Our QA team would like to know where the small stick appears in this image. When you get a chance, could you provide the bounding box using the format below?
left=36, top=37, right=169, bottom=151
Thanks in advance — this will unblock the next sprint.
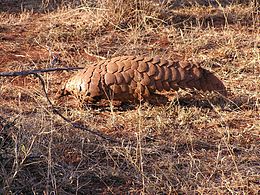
left=0, top=67, right=84, bottom=77
left=33, top=73, right=119, bottom=143
left=0, top=67, right=119, bottom=143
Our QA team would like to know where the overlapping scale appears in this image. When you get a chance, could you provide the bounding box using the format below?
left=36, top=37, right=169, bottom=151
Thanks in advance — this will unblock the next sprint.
left=62, top=55, right=227, bottom=102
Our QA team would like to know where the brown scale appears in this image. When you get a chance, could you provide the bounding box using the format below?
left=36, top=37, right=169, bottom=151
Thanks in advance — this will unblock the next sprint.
left=60, top=55, right=227, bottom=103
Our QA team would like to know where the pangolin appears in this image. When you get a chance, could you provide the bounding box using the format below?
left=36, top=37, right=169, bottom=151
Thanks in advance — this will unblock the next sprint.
left=60, top=56, right=227, bottom=103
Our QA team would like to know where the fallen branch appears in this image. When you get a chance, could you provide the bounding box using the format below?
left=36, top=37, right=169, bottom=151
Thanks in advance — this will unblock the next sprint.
left=33, top=73, right=119, bottom=143
left=0, top=67, right=118, bottom=143
left=0, top=67, right=84, bottom=77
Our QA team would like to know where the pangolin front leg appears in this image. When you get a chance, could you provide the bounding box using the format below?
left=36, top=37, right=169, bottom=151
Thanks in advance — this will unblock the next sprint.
left=60, top=56, right=227, bottom=103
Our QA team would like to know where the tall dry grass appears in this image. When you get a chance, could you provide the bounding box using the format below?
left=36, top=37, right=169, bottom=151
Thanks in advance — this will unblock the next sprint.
left=0, top=0, right=259, bottom=194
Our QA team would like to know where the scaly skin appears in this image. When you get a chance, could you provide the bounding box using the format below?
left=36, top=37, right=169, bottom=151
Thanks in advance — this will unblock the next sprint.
left=60, top=56, right=227, bottom=102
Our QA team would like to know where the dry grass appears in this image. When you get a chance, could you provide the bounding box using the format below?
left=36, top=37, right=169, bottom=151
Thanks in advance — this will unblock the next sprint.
left=0, top=0, right=259, bottom=194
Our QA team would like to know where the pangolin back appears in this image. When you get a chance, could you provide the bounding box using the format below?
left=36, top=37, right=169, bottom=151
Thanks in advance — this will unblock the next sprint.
left=61, top=56, right=227, bottom=102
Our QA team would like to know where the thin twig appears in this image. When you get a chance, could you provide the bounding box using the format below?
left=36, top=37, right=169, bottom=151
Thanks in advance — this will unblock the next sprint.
left=33, top=73, right=118, bottom=143
left=0, top=67, right=84, bottom=77
left=0, top=67, right=121, bottom=143
left=0, top=115, right=19, bottom=132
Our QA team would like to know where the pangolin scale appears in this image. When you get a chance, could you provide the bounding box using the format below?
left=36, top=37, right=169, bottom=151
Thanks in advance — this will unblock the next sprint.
left=60, top=56, right=227, bottom=102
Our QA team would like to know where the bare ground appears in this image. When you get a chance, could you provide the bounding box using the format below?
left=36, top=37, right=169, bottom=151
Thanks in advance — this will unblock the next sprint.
left=0, top=0, right=259, bottom=194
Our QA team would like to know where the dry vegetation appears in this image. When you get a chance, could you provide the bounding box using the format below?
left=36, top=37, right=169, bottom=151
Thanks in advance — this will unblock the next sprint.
left=0, top=0, right=259, bottom=194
